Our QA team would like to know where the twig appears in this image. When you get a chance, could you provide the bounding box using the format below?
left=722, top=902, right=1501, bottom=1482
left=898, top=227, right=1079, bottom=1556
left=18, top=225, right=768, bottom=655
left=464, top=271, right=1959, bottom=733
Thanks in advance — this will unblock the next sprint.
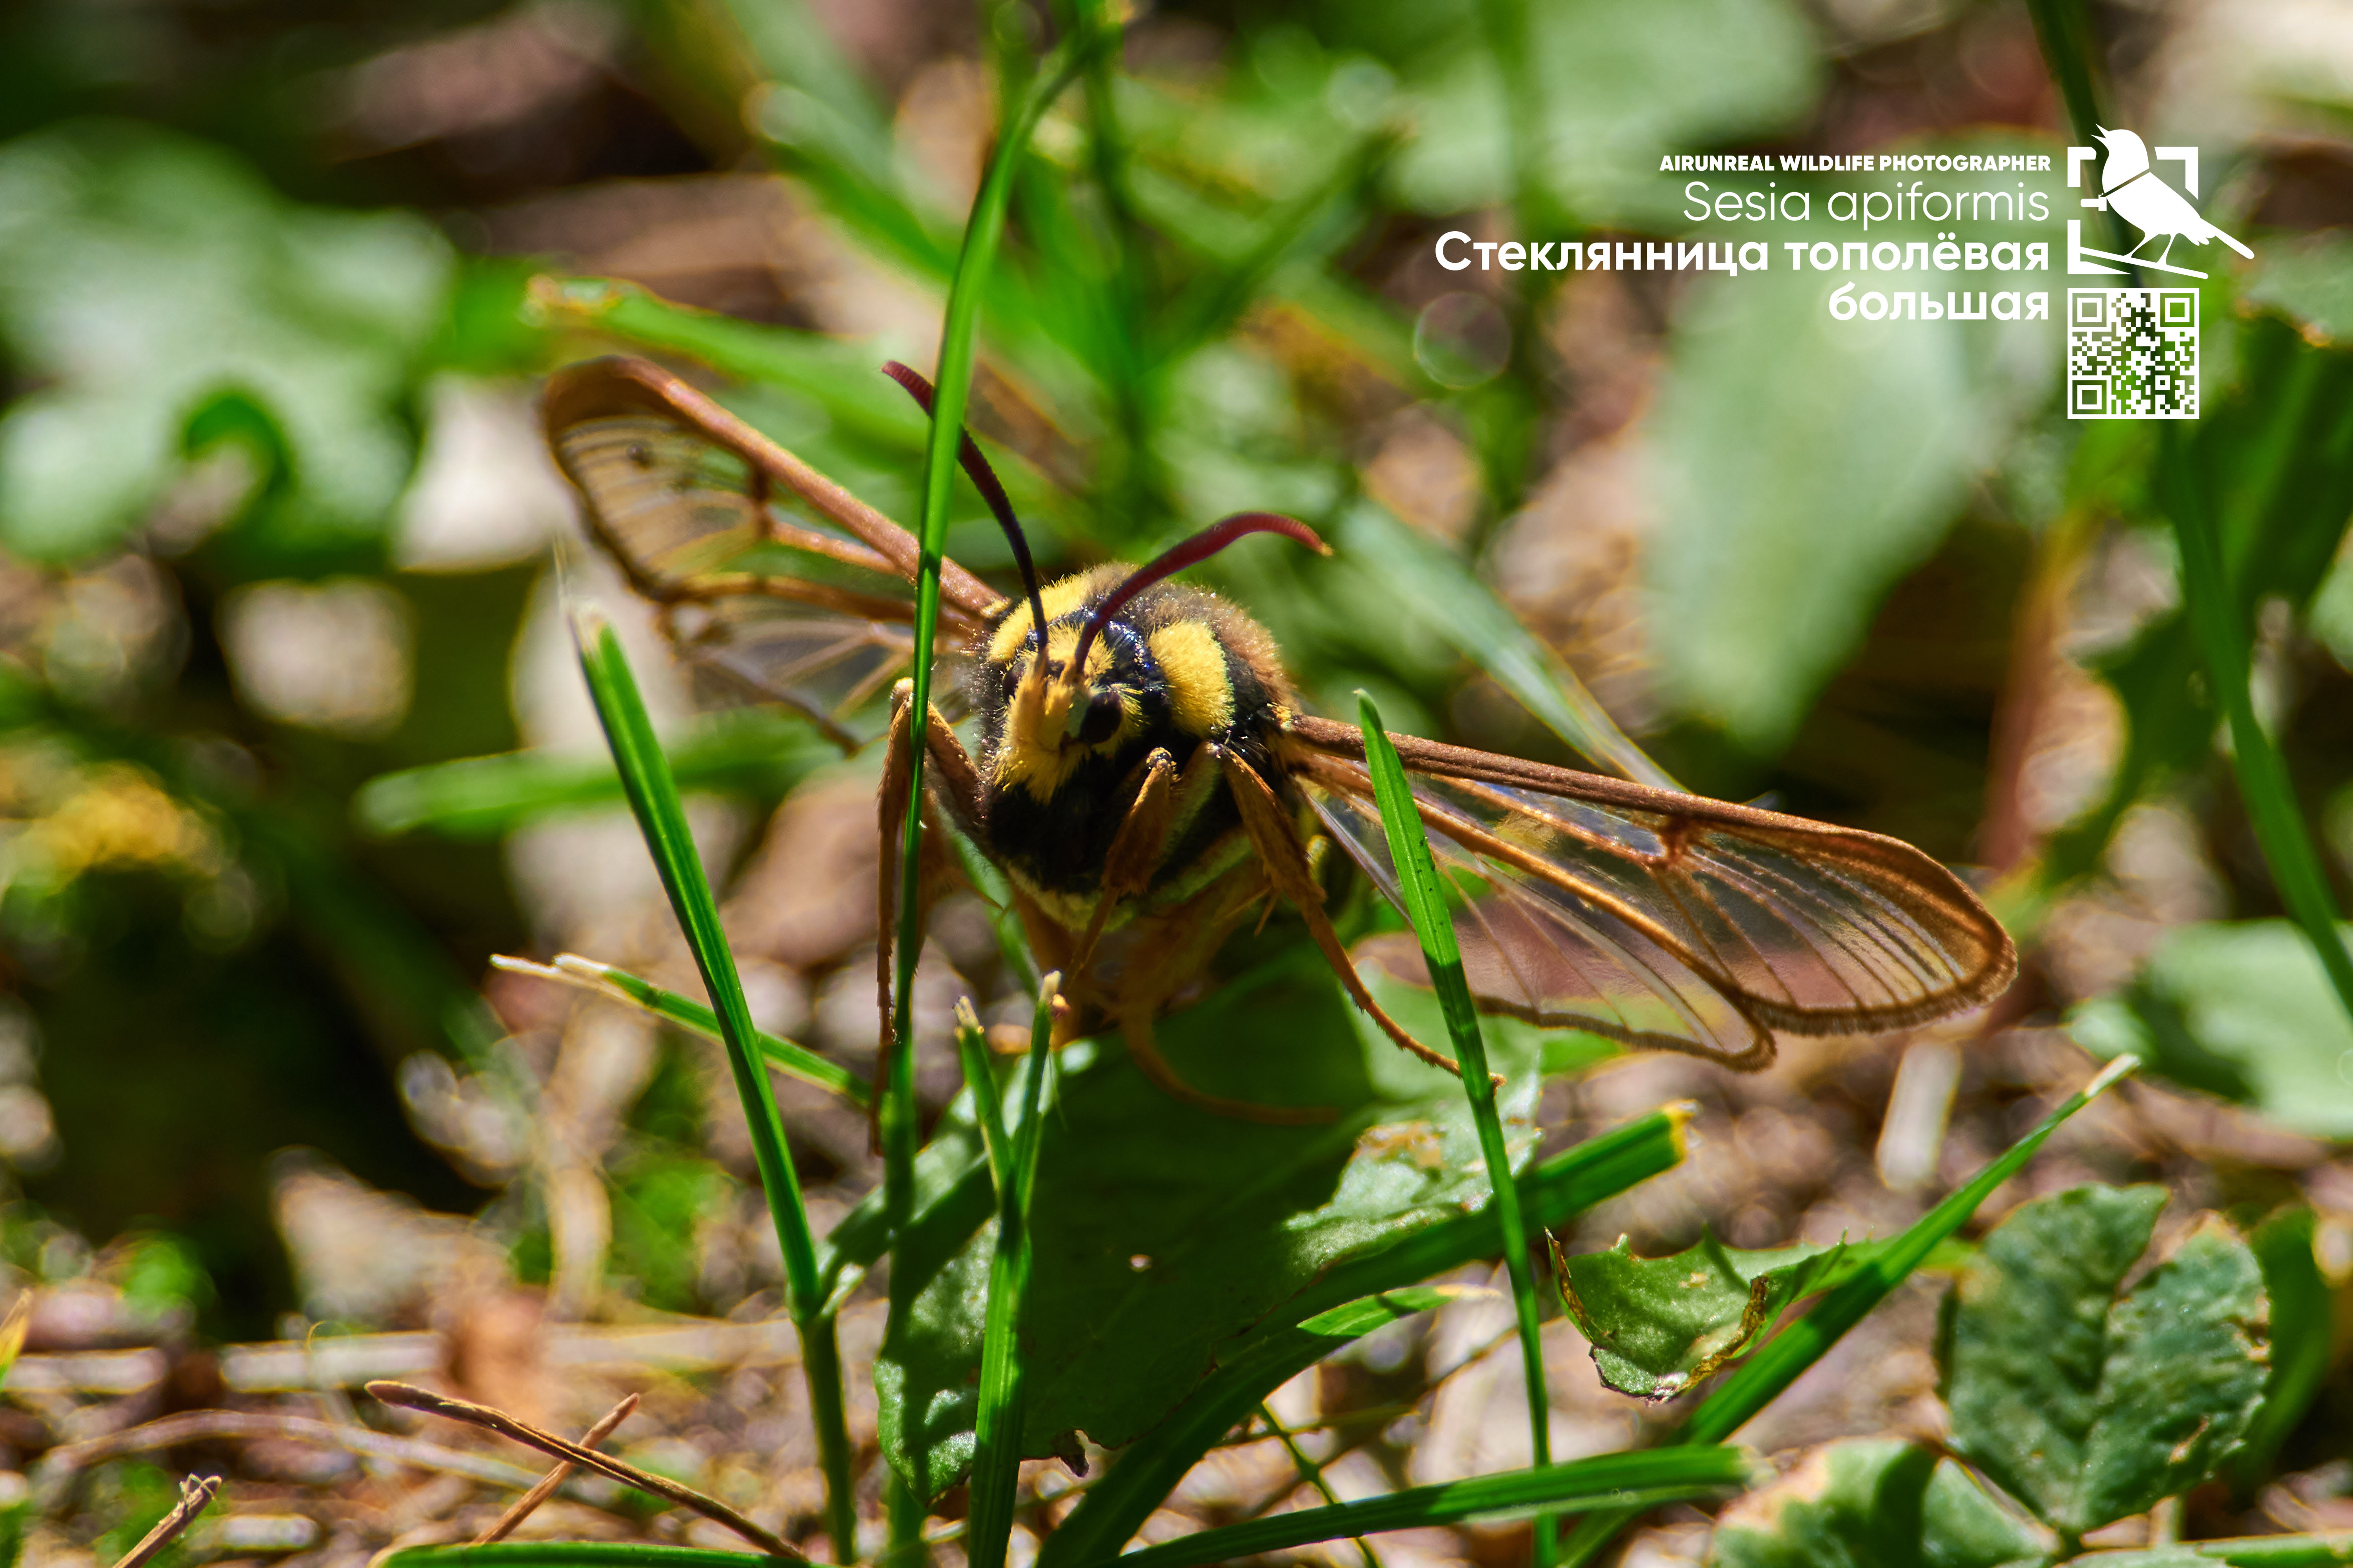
left=367, top=1381, right=800, bottom=1561
left=474, top=1393, right=639, bottom=1544
left=35, top=1411, right=550, bottom=1501
left=1257, top=1402, right=1379, bottom=1568
left=111, top=1475, right=220, bottom=1568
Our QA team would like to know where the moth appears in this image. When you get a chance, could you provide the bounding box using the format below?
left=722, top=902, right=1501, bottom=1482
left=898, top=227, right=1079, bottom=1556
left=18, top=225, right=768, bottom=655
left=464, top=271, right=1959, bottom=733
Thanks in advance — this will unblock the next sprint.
left=543, top=355, right=2016, bottom=1120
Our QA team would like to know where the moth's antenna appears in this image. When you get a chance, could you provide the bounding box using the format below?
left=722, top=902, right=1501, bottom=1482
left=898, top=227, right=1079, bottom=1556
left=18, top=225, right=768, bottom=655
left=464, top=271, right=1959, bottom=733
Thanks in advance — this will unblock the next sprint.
left=881, top=362, right=1050, bottom=658
left=1069, top=512, right=1330, bottom=679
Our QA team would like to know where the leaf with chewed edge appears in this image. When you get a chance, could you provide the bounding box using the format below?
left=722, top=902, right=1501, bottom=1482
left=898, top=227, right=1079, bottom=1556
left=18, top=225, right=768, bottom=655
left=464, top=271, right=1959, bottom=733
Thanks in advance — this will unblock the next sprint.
left=1710, top=1437, right=2054, bottom=1568
left=1940, top=1184, right=2268, bottom=1536
left=1554, top=1231, right=1844, bottom=1399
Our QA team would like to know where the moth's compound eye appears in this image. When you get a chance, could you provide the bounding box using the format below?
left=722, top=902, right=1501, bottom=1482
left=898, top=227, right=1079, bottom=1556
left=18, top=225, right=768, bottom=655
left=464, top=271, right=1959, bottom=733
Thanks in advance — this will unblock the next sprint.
left=1077, top=686, right=1123, bottom=745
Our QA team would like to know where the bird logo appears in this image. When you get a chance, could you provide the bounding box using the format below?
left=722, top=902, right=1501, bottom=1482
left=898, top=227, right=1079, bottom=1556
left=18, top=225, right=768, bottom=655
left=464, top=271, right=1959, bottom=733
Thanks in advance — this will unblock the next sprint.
left=2071, top=128, right=2249, bottom=278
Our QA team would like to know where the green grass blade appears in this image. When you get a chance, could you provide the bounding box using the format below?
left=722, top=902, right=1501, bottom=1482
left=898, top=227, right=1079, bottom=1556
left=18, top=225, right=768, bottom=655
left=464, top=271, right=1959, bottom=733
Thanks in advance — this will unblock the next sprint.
left=811, top=1139, right=992, bottom=1313
left=953, top=1001, right=1012, bottom=1192
left=1105, top=1447, right=1753, bottom=1568
left=531, top=278, right=932, bottom=452
left=1357, top=693, right=1554, bottom=1559
left=571, top=608, right=856, bottom=1561
left=0, top=1293, right=27, bottom=1387
left=966, top=975, right=1059, bottom=1568
left=1038, top=1111, right=1686, bottom=1568
left=354, top=711, right=830, bottom=839
left=1339, top=505, right=1680, bottom=789
left=488, top=954, right=866, bottom=1107
left=885, top=20, right=1103, bottom=1476
left=1037, top=1286, right=1477, bottom=1568
left=2158, top=430, right=2353, bottom=1031
left=2021, top=0, right=2353, bottom=1033
left=1557, top=1054, right=2141, bottom=1566
left=1301, top=1108, right=1689, bottom=1319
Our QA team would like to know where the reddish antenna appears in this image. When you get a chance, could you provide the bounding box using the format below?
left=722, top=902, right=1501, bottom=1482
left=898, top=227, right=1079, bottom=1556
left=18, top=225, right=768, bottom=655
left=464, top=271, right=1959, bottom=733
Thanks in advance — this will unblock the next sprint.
left=881, top=361, right=1050, bottom=656
left=1068, top=512, right=1329, bottom=678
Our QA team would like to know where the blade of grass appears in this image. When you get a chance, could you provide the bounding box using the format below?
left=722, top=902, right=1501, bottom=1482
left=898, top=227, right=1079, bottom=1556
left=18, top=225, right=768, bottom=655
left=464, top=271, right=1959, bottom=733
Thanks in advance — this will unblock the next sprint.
left=571, top=609, right=856, bottom=1561
left=0, top=1291, right=29, bottom=1385
left=1339, top=504, right=1680, bottom=789
left=489, top=954, right=866, bottom=1107
left=1557, top=1054, right=2141, bottom=1566
left=2160, top=431, right=2353, bottom=1031
left=811, top=1138, right=992, bottom=1313
left=951, top=1001, right=1012, bottom=1189
left=2021, top=0, right=2353, bottom=1035
left=883, top=27, right=1104, bottom=1535
left=1109, top=1447, right=1753, bottom=1568
left=1292, top=1106, right=1689, bottom=1323
left=1038, top=1285, right=1478, bottom=1568
left=1357, top=692, right=1555, bottom=1564
left=1038, top=1109, right=1688, bottom=1568
left=1256, top=1402, right=1380, bottom=1568
left=966, top=974, right=1059, bottom=1568
left=354, top=710, right=831, bottom=840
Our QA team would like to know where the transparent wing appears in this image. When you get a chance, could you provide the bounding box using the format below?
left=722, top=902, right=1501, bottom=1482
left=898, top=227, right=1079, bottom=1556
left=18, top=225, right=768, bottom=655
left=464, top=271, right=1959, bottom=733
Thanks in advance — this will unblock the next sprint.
left=661, top=594, right=932, bottom=746
left=1285, top=718, right=2015, bottom=1064
left=545, top=359, right=1003, bottom=743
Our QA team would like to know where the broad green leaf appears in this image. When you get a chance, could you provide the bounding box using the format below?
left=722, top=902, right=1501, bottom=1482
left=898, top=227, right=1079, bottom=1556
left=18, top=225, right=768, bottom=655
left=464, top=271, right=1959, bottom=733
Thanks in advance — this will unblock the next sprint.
left=2245, top=232, right=2353, bottom=348
left=812, top=1110, right=989, bottom=1312
left=2229, top=1208, right=2331, bottom=1492
left=1709, top=1437, right=2053, bottom=1568
left=1941, top=1185, right=2267, bottom=1535
left=1033, top=1282, right=1475, bottom=1564
left=2067, top=921, right=2353, bottom=1138
left=1384, top=0, right=1820, bottom=228
left=875, top=944, right=1556, bottom=1498
left=1562, top=1060, right=2138, bottom=1568
left=0, top=122, right=450, bottom=563
left=1558, top=1233, right=1842, bottom=1399
left=1042, top=1105, right=1688, bottom=1568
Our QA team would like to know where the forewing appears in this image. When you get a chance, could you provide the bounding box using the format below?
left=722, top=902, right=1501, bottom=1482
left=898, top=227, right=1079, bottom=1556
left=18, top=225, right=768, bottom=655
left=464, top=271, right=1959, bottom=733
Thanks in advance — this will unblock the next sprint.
left=545, top=358, right=1005, bottom=741
left=1284, top=718, right=2014, bottom=1062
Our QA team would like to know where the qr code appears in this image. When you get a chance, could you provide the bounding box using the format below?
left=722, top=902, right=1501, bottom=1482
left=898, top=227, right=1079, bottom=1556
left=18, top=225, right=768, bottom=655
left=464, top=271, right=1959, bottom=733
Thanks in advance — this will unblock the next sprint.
left=2068, top=288, right=2198, bottom=419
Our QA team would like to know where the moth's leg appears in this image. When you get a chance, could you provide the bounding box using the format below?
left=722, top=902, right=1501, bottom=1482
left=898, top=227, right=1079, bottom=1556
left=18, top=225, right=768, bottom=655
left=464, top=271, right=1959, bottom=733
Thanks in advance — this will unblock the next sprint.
left=873, top=680, right=988, bottom=1130
left=1217, top=748, right=1494, bottom=1084
left=1063, top=741, right=1197, bottom=965
left=1070, top=749, right=1174, bottom=970
left=1115, top=1001, right=1335, bottom=1126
